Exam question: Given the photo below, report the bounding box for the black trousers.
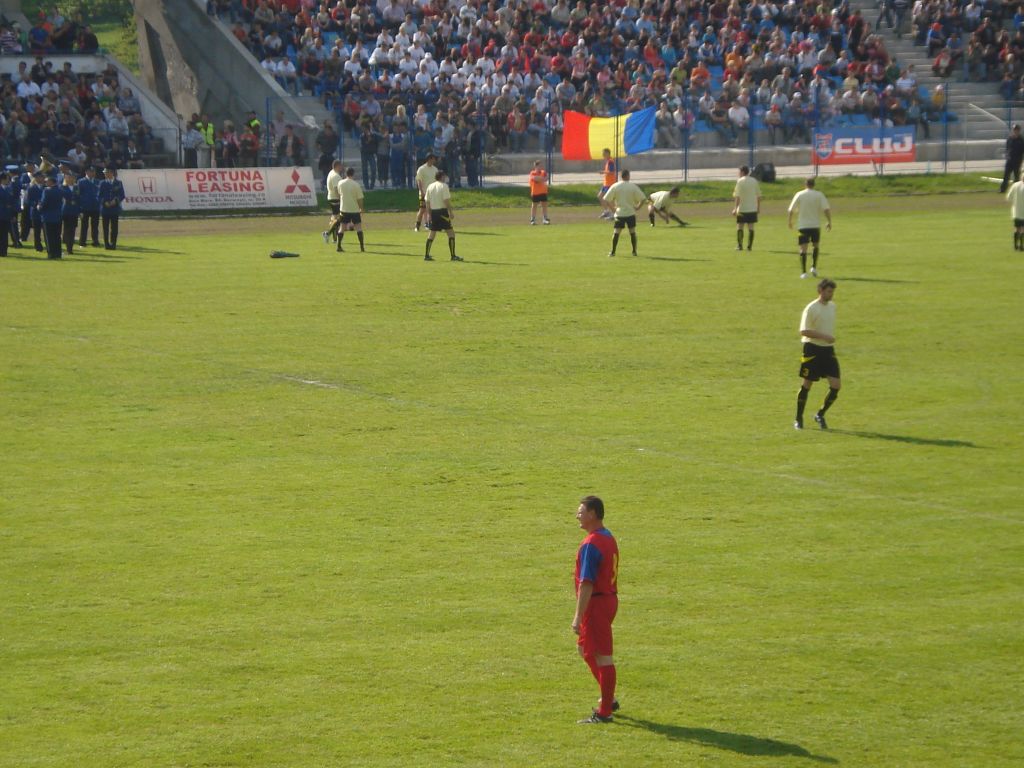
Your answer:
[62,214,78,253]
[44,220,62,258]
[102,213,119,247]
[80,210,100,245]
[19,209,31,240]
[1001,159,1022,192]
[0,218,9,257]
[32,216,43,251]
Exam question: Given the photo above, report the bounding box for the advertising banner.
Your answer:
[120,167,317,211]
[811,127,916,165]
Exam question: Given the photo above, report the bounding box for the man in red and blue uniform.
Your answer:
[572,495,619,724]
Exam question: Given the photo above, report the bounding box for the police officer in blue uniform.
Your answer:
[0,171,15,257]
[25,171,45,252]
[77,166,101,247]
[60,170,80,255]
[98,166,125,250]
[38,174,65,259]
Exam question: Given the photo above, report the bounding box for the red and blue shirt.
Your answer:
[575,528,619,596]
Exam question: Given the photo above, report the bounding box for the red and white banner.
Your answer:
[812,127,916,165]
[120,167,317,211]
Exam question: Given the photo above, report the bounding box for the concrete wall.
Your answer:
[133,0,312,146]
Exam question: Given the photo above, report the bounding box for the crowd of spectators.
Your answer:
[201,0,976,182]
[0,11,157,171]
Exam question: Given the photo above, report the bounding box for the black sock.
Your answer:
[800,251,807,272]
[796,387,809,421]
[425,238,433,257]
[737,229,743,246]
[629,232,637,253]
[611,232,619,253]
[812,247,819,267]
[357,231,364,249]
[820,387,839,415]
[649,212,655,225]
[448,237,456,257]
[747,230,754,248]
[338,231,344,244]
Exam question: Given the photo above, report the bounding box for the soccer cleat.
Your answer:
[530,219,536,225]
[800,272,808,279]
[747,245,752,251]
[814,412,828,430]
[424,255,434,261]
[450,254,463,261]
[608,251,615,257]
[597,698,620,712]
[413,224,420,232]
[735,244,743,251]
[578,712,613,724]
[631,251,638,257]
[322,231,330,244]
[794,419,803,430]
[336,246,344,252]
[810,267,818,277]
[543,218,550,225]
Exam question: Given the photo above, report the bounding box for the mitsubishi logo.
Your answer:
[285,169,311,194]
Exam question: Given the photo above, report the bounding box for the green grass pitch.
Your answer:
[1,190,1021,767]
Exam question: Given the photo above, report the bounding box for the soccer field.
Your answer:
[2,193,1021,767]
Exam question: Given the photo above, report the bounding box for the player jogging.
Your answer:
[1006,176,1024,249]
[414,154,439,232]
[788,177,832,278]
[795,278,841,430]
[732,165,762,250]
[598,148,617,219]
[573,495,619,724]
[323,160,343,243]
[603,169,648,257]
[529,160,551,225]
[647,186,687,227]
[423,170,461,262]
[335,166,365,253]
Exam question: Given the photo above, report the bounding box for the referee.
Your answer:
[732,165,761,250]
[795,278,841,430]
[322,159,343,243]
[335,166,365,253]
[423,170,461,262]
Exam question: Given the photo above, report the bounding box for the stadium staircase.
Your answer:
[851,0,1009,141]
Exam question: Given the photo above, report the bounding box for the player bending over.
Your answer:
[648,187,687,227]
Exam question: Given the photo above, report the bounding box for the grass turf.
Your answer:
[1,194,1021,767]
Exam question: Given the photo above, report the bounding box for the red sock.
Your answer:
[597,665,616,717]
[584,654,601,683]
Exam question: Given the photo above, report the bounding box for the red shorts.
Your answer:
[577,594,617,657]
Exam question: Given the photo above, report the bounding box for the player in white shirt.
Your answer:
[423,171,462,261]
[647,187,687,227]
[322,159,344,243]
[787,177,832,278]
[603,169,650,257]
[414,153,438,231]
[335,167,365,252]
[1006,178,1024,249]
[795,278,840,430]
[732,165,762,250]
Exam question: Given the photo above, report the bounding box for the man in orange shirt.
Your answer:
[598,148,616,219]
[529,160,551,225]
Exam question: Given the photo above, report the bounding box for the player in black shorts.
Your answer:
[795,279,841,430]
[424,171,461,261]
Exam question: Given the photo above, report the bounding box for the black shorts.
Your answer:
[340,212,361,225]
[799,342,840,381]
[798,227,821,245]
[531,193,548,203]
[429,209,452,232]
[1015,218,1024,227]
[329,201,340,215]
[737,212,758,224]
[613,215,637,229]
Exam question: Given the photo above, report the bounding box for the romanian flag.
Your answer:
[561,107,657,161]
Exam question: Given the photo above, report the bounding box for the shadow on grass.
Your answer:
[457,230,506,236]
[830,429,979,448]
[831,276,917,284]
[4,253,132,263]
[459,259,528,266]
[645,256,711,262]
[111,245,182,255]
[615,715,838,763]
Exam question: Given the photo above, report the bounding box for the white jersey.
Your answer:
[424,179,450,210]
[338,177,364,213]
[1008,180,1024,219]
[604,180,647,216]
[788,188,830,229]
[649,190,674,212]
[326,168,343,201]
[800,299,837,346]
[733,175,761,213]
